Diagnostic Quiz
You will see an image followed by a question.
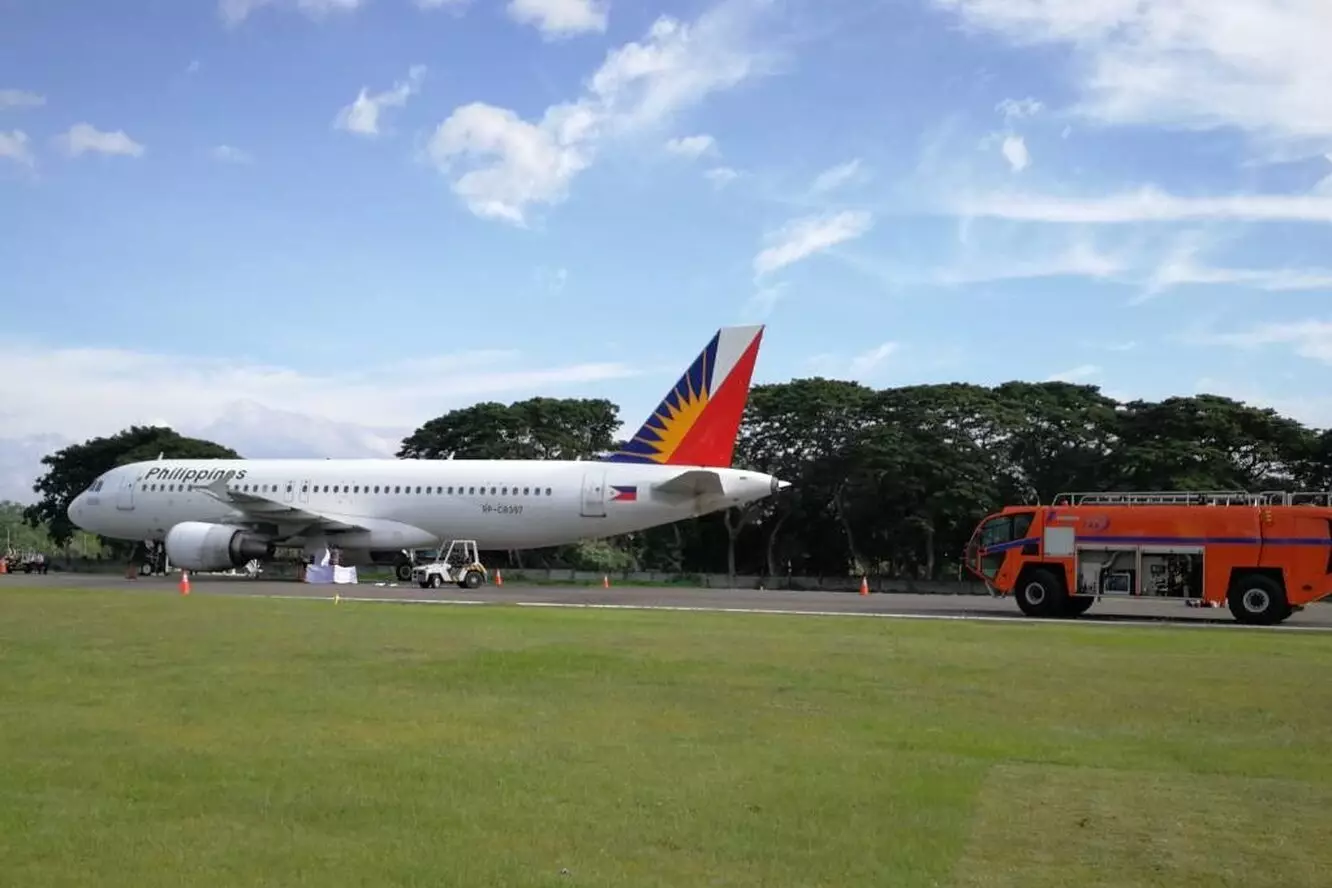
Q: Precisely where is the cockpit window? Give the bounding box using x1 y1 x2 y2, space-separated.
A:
978 511 1035 548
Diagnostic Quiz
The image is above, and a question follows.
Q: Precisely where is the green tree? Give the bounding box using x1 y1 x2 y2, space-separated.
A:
732 378 879 578
398 397 620 460
992 381 1122 503
1112 395 1316 491
25 426 240 548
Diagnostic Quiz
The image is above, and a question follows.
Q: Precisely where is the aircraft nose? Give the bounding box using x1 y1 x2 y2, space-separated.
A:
770 477 792 494
67 492 87 526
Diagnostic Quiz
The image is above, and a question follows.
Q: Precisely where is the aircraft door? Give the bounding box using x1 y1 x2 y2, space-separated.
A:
580 470 607 517
115 476 136 512
283 481 295 504
299 479 311 505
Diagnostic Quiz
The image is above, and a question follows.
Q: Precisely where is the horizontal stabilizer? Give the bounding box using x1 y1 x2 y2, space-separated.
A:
653 469 726 497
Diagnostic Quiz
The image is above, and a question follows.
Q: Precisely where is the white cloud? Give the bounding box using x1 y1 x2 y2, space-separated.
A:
0 89 45 110
56 123 144 158
809 158 863 194
427 0 775 225
535 265 569 294
1183 319 1332 366
933 0 1332 150
210 145 254 164
506 0 608 39
427 102 595 224
219 0 363 26
1136 243 1332 303
0 344 642 444
997 96 1042 121
753 210 874 277
704 166 739 187
1000 134 1029 171
1046 364 1100 383
0 130 34 167
664 134 716 158
742 284 785 319
806 342 900 380
955 187 1332 223
934 241 1121 285
335 65 426 138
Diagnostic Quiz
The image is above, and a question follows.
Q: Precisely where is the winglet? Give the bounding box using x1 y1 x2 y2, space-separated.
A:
604 325 765 468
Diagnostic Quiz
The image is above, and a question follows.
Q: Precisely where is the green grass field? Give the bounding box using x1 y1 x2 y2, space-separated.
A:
3 588 1331 887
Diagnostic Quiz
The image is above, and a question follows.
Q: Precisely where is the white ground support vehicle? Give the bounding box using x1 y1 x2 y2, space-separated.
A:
412 540 487 590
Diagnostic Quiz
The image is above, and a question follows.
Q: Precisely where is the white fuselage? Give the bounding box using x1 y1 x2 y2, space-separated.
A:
68 457 782 553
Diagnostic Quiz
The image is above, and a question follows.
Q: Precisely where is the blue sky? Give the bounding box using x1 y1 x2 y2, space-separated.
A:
3 0 1332 461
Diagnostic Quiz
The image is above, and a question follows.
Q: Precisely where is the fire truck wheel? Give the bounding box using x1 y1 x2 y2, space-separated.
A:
1227 573 1290 626
1015 568 1066 617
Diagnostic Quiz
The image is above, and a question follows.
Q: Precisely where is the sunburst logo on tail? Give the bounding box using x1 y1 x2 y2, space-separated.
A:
606 325 764 468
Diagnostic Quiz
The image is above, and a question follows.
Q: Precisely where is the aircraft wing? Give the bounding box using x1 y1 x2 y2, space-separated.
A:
652 469 727 497
192 476 366 534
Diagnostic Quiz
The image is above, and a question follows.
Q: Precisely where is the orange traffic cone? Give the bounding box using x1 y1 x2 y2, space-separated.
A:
602 574 610 588
495 568 503 587
179 570 191 596
859 576 869 596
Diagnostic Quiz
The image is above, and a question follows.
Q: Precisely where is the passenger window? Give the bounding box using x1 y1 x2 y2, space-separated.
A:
426 486 432 494
415 486 422 494
468 486 475 495
546 487 552 495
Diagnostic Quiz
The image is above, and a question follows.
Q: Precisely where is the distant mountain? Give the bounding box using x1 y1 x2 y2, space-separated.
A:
0 401 414 505
187 400 409 461
0 433 72 504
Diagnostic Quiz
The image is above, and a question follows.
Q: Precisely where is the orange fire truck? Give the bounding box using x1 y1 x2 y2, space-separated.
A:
963 490 1332 626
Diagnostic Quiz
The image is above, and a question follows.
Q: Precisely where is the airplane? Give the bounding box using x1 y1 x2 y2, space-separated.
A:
67 325 789 582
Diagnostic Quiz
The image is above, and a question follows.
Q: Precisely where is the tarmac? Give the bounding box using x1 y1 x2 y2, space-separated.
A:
6 570 1332 631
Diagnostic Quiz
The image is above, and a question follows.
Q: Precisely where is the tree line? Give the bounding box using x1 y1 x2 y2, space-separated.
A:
22 383 1332 578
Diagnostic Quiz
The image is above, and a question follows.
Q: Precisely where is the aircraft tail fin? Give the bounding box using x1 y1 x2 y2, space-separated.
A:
603 325 765 468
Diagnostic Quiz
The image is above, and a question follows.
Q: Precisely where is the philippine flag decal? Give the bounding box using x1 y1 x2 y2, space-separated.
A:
610 485 639 502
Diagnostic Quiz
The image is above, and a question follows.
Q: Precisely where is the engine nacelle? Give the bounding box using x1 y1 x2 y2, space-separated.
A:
164 521 275 572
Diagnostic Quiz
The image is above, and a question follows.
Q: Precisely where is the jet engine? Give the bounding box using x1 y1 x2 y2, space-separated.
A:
164 521 275 572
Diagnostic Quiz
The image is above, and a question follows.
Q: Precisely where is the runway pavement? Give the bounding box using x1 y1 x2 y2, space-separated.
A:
7 570 1332 631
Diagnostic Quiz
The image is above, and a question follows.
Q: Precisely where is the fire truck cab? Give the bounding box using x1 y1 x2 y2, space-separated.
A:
963 490 1332 626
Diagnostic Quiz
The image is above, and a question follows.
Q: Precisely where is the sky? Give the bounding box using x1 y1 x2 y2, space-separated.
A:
2 0 1332 501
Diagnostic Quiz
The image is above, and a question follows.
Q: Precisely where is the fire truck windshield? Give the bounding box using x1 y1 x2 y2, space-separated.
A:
969 511 1035 579
979 511 1033 547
